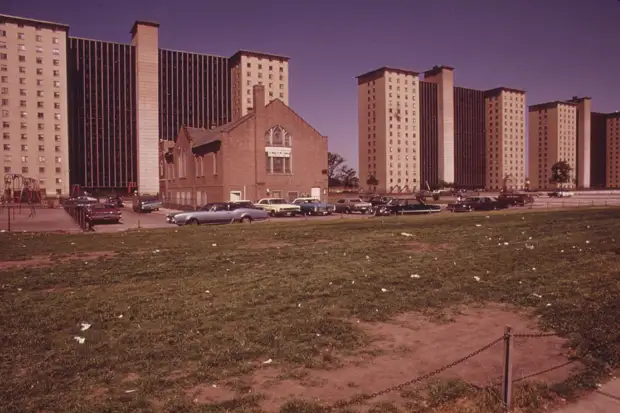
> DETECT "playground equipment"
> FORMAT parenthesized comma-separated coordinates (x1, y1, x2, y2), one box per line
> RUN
(2, 173, 42, 211)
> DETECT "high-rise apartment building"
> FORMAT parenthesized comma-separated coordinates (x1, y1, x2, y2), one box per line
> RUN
(67, 37, 137, 191)
(230, 51, 289, 120)
(419, 80, 438, 188)
(590, 112, 608, 188)
(0, 14, 70, 195)
(528, 101, 578, 190)
(62, 17, 287, 194)
(159, 49, 231, 141)
(607, 112, 620, 187)
(423, 66, 454, 184)
(485, 88, 526, 190)
(454, 86, 485, 188)
(566, 96, 591, 188)
(357, 67, 420, 192)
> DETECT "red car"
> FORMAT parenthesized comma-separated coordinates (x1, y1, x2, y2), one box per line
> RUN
(85, 203, 122, 224)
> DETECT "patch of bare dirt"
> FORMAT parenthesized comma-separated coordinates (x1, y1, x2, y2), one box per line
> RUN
(122, 373, 139, 383)
(246, 242, 292, 250)
(246, 305, 580, 412)
(407, 241, 453, 252)
(85, 386, 108, 401)
(0, 251, 116, 270)
(185, 384, 237, 404)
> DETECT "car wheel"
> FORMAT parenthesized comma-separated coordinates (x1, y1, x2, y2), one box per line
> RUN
(186, 219, 199, 225)
(269, 210, 276, 217)
(240, 216, 252, 224)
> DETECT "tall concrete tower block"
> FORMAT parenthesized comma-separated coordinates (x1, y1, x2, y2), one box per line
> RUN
(131, 21, 160, 195)
(569, 96, 592, 188)
(424, 66, 454, 184)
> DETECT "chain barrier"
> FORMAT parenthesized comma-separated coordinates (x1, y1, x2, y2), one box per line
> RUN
(513, 332, 558, 338)
(512, 360, 576, 383)
(328, 335, 505, 411)
(324, 328, 564, 411)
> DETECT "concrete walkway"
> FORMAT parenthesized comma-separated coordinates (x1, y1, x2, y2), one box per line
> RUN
(555, 379, 620, 413)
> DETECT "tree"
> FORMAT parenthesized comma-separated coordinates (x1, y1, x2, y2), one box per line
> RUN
(340, 166, 358, 188)
(328, 152, 345, 186)
(550, 161, 572, 187)
(327, 152, 359, 187)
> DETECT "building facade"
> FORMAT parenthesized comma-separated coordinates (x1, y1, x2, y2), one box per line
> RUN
(528, 101, 578, 190)
(566, 96, 591, 188)
(607, 113, 620, 188)
(357, 67, 420, 193)
(62, 17, 289, 195)
(162, 85, 327, 204)
(454, 86, 485, 188)
(419, 80, 438, 188)
(67, 37, 137, 192)
(230, 51, 289, 120)
(590, 112, 608, 188)
(484, 88, 526, 190)
(0, 14, 70, 195)
(159, 49, 231, 141)
(423, 66, 454, 184)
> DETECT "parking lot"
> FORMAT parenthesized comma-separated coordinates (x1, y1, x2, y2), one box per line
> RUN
(2, 193, 619, 234)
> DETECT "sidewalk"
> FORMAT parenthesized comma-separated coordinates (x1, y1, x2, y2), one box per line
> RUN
(555, 378, 620, 413)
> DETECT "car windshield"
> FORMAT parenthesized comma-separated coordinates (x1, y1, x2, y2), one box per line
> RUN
(350, 199, 363, 203)
(270, 199, 286, 204)
(200, 203, 215, 211)
(91, 204, 115, 209)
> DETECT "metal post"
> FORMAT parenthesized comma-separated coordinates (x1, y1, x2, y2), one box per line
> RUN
(502, 325, 514, 412)
(7, 205, 11, 232)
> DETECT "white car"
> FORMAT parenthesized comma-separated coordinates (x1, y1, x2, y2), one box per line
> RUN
(254, 198, 301, 217)
(549, 190, 574, 198)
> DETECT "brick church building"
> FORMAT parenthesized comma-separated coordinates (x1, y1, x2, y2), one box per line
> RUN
(160, 85, 328, 206)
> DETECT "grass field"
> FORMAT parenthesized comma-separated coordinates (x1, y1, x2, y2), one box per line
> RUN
(1, 209, 620, 412)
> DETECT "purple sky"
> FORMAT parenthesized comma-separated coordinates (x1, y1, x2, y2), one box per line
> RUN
(5, 0, 620, 171)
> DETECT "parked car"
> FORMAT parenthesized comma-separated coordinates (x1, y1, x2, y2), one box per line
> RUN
(375, 198, 442, 215)
(132, 196, 162, 213)
(169, 202, 269, 225)
(254, 198, 301, 217)
(447, 196, 509, 212)
(548, 190, 574, 198)
(230, 200, 256, 208)
(369, 196, 394, 207)
(292, 198, 334, 215)
(497, 193, 534, 207)
(107, 196, 124, 207)
(85, 203, 122, 224)
(334, 198, 373, 214)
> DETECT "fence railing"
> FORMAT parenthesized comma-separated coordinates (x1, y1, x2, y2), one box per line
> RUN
(324, 326, 567, 412)
(62, 205, 92, 231)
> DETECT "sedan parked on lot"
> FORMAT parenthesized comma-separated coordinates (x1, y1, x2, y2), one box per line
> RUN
(132, 196, 162, 213)
(254, 198, 301, 217)
(375, 198, 442, 216)
(168, 202, 269, 225)
(334, 198, 373, 214)
(497, 193, 534, 207)
(548, 190, 575, 198)
(292, 198, 334, 215)
(85, 203, 122, 224)
(447, 196, 509, 212)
